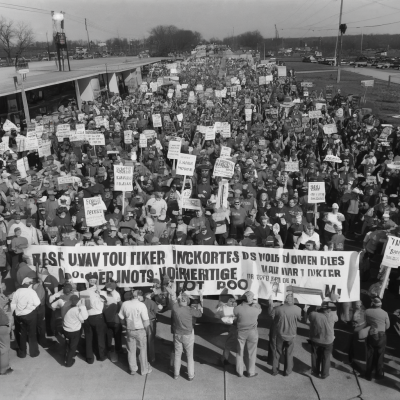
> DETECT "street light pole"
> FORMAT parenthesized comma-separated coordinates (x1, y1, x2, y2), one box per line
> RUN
(336, 0, 344, 83)
(85, 18, 91, 52)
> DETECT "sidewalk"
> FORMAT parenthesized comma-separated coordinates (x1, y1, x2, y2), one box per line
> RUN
(2, 303, 399, 400)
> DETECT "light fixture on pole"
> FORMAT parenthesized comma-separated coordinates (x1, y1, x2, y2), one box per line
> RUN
(51, 11, 70, 72)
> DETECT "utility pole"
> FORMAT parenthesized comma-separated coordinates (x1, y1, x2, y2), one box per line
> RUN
(46, 32, 51, 59)
(264, 41, 265, 60)
(85, 18, 91, 52)
(360, 31, 363, 54)
(336, 0, 344, 83)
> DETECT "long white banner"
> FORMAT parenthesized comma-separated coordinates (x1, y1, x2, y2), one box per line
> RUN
(24, 245, 359, 305)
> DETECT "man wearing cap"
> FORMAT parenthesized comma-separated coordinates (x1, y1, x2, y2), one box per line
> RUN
(11, 277, 41, 358)
(194, 224, 217, 246)
(234, 291, 262, 378)
(323, 204, 345, 245)
(43, 190, 59, 222)
(142, 291, 159, 364)
(364, 297, 390, 380)
(307, 297, 339, 379)
(268, 293, 302, 376)
(230, 199, 247, 241)
(9, 227, 29, 269)
(62, 295, 89, 367)
(80, 274, 107, 364)
(103, 282, 122, 357)
(118, 290, 152, 375)
(166, 287, 203, 381)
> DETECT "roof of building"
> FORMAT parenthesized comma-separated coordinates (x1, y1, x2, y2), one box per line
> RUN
(0, 56, 165, 96)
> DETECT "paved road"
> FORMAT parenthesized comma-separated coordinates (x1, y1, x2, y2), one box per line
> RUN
(2, 298, 399, 400)
(296, 66, 400, 85)
(342, 67, 400, 83)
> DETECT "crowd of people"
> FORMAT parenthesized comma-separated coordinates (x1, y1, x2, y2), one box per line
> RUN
(0, 53, 399, 385)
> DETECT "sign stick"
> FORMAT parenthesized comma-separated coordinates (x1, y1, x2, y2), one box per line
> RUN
(180, 175, 187, 210)
(122, 191, 125, 216)
(379, 265, 391, 299)
(314, 203, 318, 227)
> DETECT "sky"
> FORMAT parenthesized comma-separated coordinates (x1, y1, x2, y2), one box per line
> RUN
(1, 0, 400, 43)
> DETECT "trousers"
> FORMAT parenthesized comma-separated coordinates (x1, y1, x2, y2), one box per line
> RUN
(83, 314, 106, 362)
(272, 335, 294, 375)
(147, 319, 156, 363)
(0, 325, 10, 373)
(105, 321, 122, 352)
(236, 328, 258, 376)
(15, 309, 39, 358)
(366, 333, 386, 379)
(223, 325, 238, 360)
(63, 329, 81, 367)
(126, 328, 150, 375)
(174, 331, 195, 379)
(36, 304, 46, 347)
(310, 341, 333, 378)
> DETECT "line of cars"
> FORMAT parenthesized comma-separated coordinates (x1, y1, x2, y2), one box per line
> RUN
(347, 56, 400, 69)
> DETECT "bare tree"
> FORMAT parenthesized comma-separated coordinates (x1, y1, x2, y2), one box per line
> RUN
(0, 16, 14, 63)
(0, 17, 34, 65)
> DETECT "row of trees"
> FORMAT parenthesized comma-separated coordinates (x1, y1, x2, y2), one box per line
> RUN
(147, 25, 202, 56)
(0, 16, 34, 64)
(1, 15, 400, 61)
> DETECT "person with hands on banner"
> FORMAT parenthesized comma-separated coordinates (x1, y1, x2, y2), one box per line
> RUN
(62, 295, 88, 367)
(268, 292, 302, 376)
(234, 290, 261, 378)
(80, 274, 107, 364)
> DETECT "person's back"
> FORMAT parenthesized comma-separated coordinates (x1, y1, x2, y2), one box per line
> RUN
(273, 303, 302, 340)
(171, 300, 202, 335)
(119, 298, 148, 330)
(309, 309, 338, 344)
(365, 304, 390, 334)
(234, 301, 261, 331)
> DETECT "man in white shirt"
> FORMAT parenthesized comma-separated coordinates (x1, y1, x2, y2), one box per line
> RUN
(80, 274, 107, 364)
(11, 277, 40, 358)
(62, 295, 88, 367)
(324, 203, 345, 244)
(118, 290, 152, 376)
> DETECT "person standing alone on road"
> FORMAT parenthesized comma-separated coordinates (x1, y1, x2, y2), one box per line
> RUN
(268, 293, 302, 376)
(234, 291, 262, 378)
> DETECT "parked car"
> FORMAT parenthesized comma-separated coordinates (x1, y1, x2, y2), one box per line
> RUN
(302, 56, 317, 63)
(354, 56, 368, 67)
(376, 62, 391, 69)
(391, 60, 400, 70)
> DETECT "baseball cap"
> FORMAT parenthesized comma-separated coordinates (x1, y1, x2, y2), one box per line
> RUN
(332, 203, 339, 209)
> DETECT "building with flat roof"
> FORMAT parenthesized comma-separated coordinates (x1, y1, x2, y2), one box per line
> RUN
(0, 56, 164, 124)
